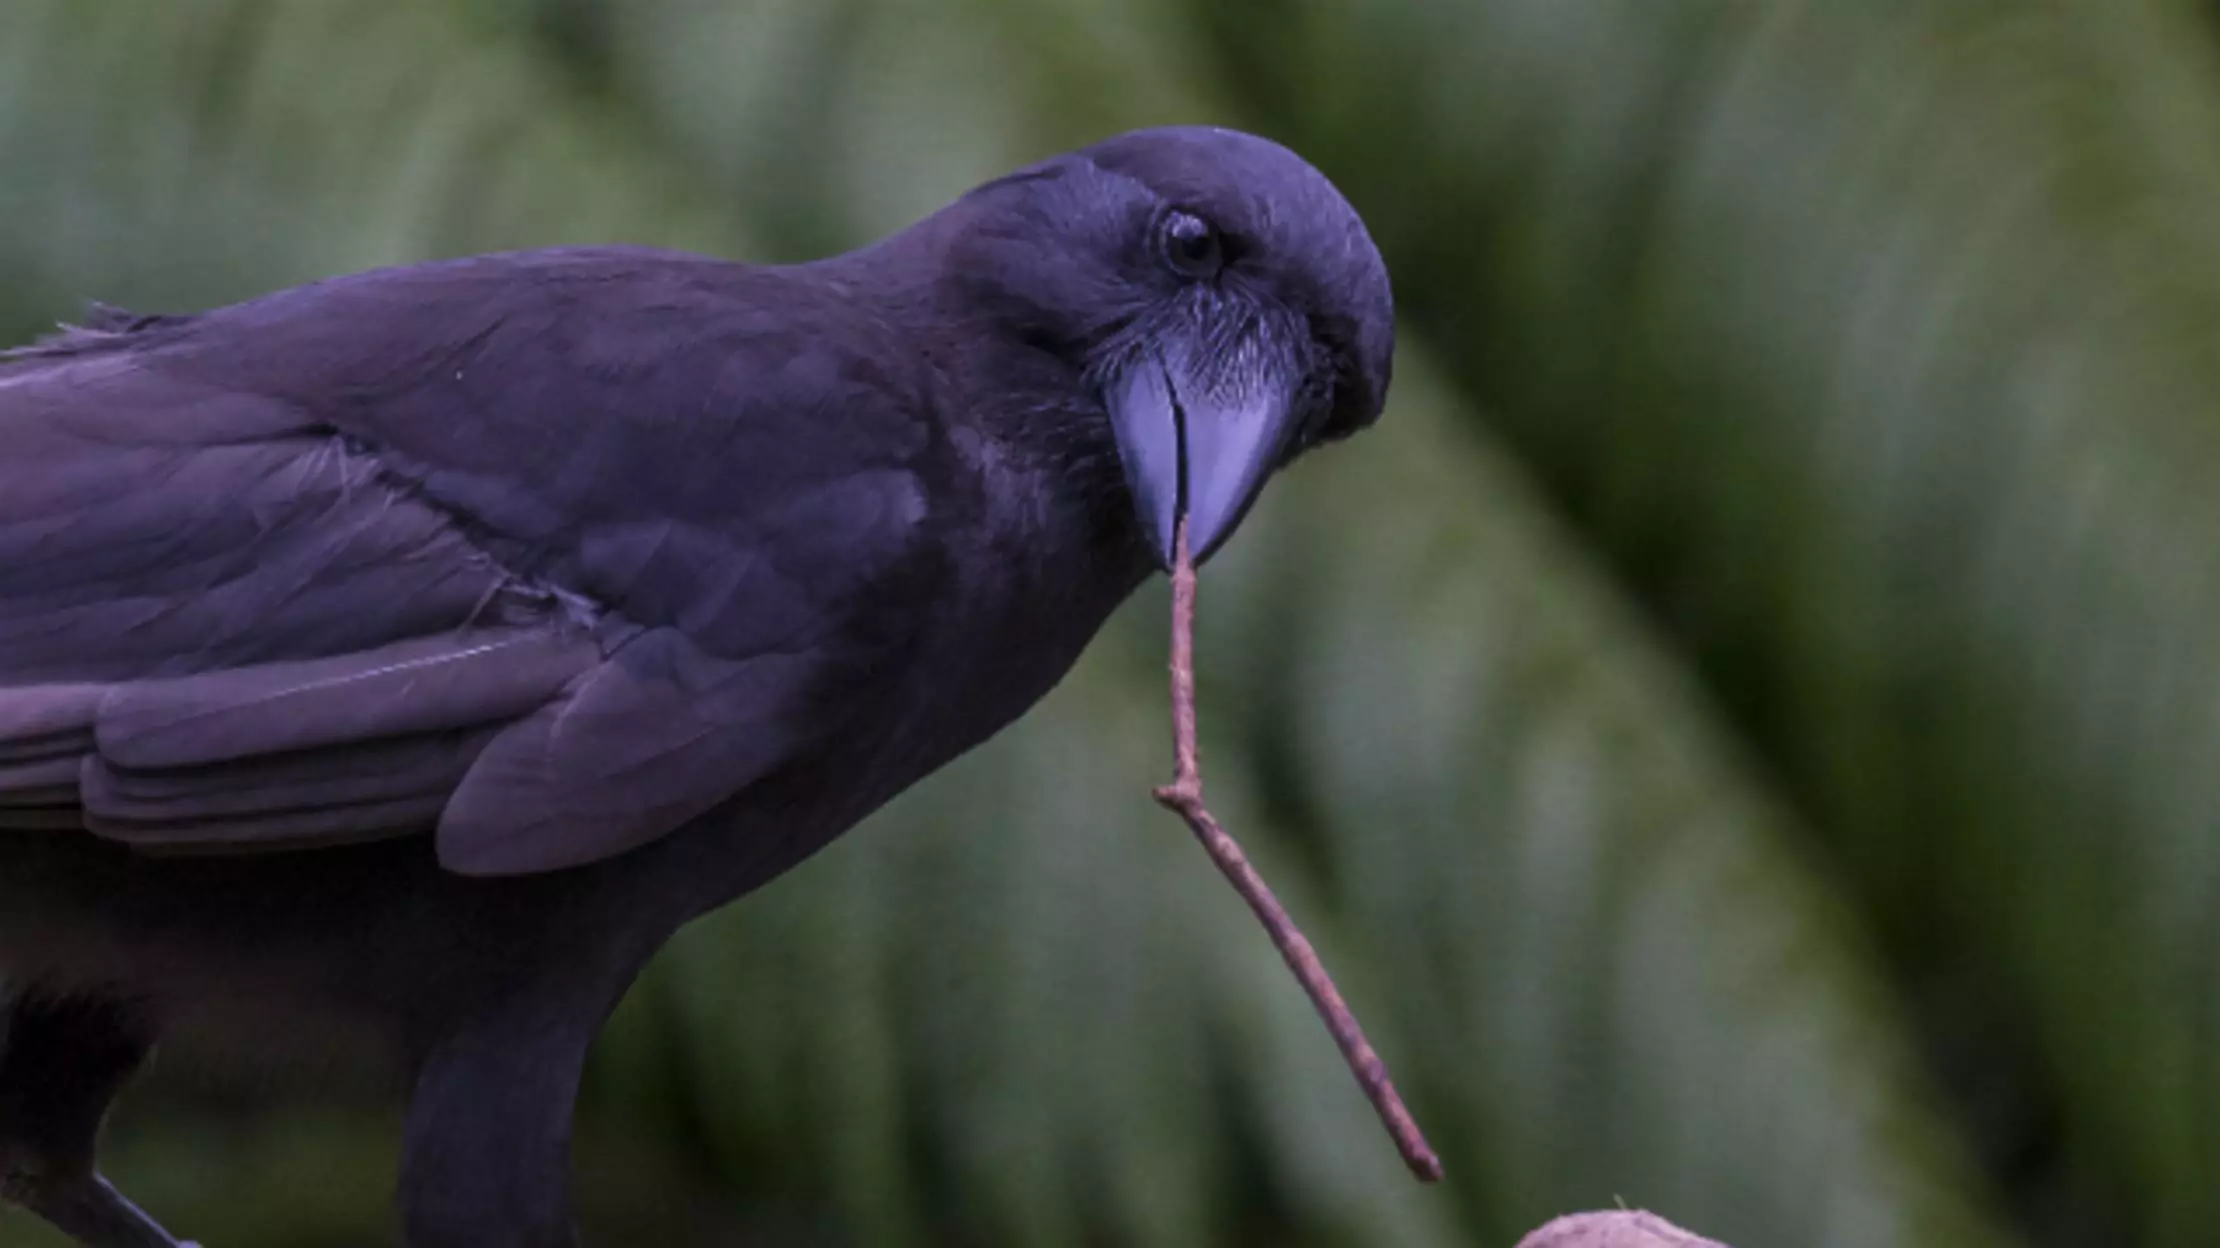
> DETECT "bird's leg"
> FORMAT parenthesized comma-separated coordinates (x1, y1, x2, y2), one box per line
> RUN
(0, 993, 198, 1248)
(397, 997, 599, 1248)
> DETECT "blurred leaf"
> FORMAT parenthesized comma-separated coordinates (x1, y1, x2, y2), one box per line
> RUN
(1201, 0, 2220, 1242)
(0, 0, 740, 326)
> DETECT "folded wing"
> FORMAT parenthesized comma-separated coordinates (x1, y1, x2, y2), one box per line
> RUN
(0, 285, 910, 875)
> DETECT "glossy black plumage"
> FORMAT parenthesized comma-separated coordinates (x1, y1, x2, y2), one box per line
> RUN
(0, 126, 1392, 1248)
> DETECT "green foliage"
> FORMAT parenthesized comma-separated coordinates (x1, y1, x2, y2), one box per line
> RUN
(6, 0, 2218, 1244)
(1198, 2, 2220, 1242)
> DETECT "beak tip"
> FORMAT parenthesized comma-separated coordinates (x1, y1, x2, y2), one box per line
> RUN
(1152, 508, 1207, 573)
(1154, 499, 1189, 572)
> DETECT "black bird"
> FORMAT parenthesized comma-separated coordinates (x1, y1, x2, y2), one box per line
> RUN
(0, 126, 1392, 1248)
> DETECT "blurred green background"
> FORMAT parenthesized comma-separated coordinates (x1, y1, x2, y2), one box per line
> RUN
(7, 0, 2220, 1244)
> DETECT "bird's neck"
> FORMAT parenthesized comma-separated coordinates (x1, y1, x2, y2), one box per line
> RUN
(818, 225, 1154, 582)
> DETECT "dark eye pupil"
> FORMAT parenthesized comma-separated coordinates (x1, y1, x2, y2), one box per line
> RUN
(1164, 214, 1219, 273)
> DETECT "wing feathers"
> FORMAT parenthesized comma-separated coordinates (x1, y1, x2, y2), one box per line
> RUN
(0, 757, 82, 790)
(0, 783, 77, 808)
(0, 260, 934, 872)
(97, 628, 597, 769)
(0, 685, 102, 744)
(438, 630, 816, 876)
(0, 625, 597, 849)
(0, 731, 93, 767)
(85, 728, 493, 824)
(105, 794, 456, 855)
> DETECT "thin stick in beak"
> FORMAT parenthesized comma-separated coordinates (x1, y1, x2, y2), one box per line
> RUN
(1149, 517, 1443, 1184)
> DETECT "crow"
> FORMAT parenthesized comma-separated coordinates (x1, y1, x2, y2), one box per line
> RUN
(0, 125, 1393, 1248)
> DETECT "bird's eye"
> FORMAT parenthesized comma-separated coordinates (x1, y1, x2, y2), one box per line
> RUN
(1158, 211, 1223, 279)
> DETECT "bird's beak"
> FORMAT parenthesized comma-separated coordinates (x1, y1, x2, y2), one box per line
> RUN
(1109, 350, 1301, 570)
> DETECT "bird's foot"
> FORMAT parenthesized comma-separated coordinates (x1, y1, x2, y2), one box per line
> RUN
(1, 1146, 198, 1248)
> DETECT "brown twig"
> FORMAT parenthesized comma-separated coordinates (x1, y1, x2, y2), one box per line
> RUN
(1151, 520, 1443, 1184)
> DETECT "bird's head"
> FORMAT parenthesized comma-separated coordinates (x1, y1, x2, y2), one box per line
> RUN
(936, 126, 1394, 568)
